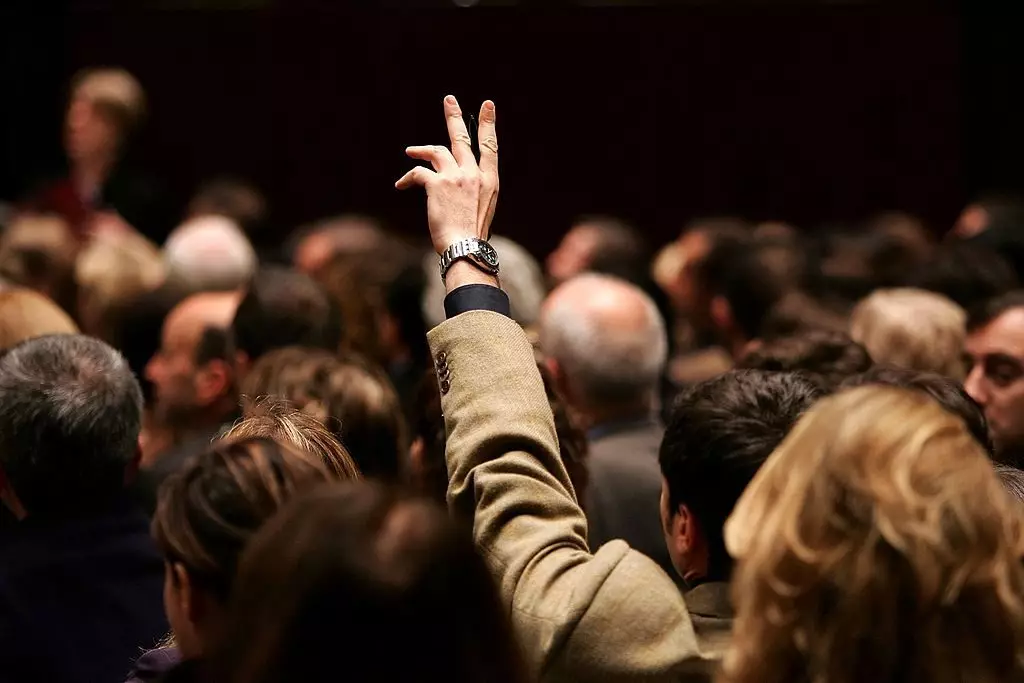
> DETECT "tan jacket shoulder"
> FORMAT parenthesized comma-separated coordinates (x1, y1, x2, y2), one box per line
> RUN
(428, 310, 714, 682)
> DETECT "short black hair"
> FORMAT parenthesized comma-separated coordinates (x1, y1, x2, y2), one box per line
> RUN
(739, 330, 874, 392)
(840, 365, 993, 455)
(967, 290, 1024, 333)
(659, 370, 823, 581)
(0, 335, 143, 517)
(231, 266, 343, 362)
(909, 243, 1018, 313)
(700, 237, 805, 341)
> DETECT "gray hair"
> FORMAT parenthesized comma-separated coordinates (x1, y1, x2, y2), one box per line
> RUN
(164, 215, 257, 293)
(540, 273, 668, 409)
(422, 236, 547, 329)
(0, 335, 143, 516)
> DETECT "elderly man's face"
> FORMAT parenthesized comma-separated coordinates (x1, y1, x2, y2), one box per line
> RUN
(964, 307, 1024, 457)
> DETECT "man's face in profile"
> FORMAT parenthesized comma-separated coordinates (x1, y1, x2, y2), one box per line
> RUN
(964, 307, 1024, 456)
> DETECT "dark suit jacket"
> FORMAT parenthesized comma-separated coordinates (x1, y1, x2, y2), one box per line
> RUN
(0, 498, 168, 683)
(584, 417, 679, 582)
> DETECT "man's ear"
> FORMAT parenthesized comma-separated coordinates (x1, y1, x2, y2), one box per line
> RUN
(0, 465, 28, 521)
(709, 295, 733, 335)
(194, 359, 231, 406)
(545, 357, 572, 402)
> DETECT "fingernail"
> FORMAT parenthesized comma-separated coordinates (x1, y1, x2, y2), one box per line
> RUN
(445, 95, 457, 105)
(483, 100, 495, 112)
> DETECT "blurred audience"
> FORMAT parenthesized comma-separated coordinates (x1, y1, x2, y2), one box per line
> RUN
(546, 215, 649, 288)
(241, 347, 403, 480)
(850, 288, 966, 379)
(723, 386, 1024, 683)
(538, 273, 671, 575)
(0, 335, 165, 683)
(0, 213, 79, 315)
(163, 215, 257, 294)
(187, 177, 271, 254)
(910, 242, 1019, 312)
(289, 214, 387, 276)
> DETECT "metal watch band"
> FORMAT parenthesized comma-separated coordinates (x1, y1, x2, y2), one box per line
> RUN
(439, 237, 500, 282)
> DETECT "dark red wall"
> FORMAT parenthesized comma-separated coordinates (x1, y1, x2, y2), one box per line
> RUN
(17, 8, 964, 250)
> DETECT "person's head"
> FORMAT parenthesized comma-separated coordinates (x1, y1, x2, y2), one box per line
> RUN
(230, 266, 342, 378)
(673, 217, 750, 329)
(75, 229, 166, 340)
(152, 436, 334, 659)
(241, 347, 404, 480)
(701, 237, 805, 356)
(658, 370, 823, 584)
(145, 292, 240, 430)
(996, 464, 1024, 505)
(546, 215, 648, 287)
(910, 242, 1019, 312)
(722, 386, 1024, 683)
(841, 364, 993, 455)
(0, 289, 78, 351)
(738, 330, 873, 392)
(65, 68, 145, 164)
(289, 215, 387, 276)
(211, 483, 528, 683)
(850, 288, 967, 379)
(423, 236, 546, 330)
(223, 398, 361, 481)
(380, 261, 429, 368)
(0, 335, 142, 519)
(539, 274, 667, 422)
(0, 213, 78, 313)
(965, 291, 1024, 462)
(163, 215, 257, 294)
(187, 177, 269, 247)
(953, 194, 1024, 240)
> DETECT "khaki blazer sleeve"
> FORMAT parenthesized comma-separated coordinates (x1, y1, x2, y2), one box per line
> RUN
(428, 310, 708, 682)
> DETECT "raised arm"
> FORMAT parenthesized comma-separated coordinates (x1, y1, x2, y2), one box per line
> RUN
(398, 97, 707, 682)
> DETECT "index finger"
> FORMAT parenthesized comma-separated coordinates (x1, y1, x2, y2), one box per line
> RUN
(443, 95, 476, 168)
(477, 100, 498, 175)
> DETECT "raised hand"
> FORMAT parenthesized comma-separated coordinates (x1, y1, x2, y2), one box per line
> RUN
(396, 96, 498, 257)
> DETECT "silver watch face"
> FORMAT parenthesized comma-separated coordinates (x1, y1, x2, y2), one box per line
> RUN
(477, 240, 499, 267)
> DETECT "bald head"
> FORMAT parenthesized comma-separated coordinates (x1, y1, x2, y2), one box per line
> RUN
(163, 215, 257, 293)
(540, 273, 667, 413)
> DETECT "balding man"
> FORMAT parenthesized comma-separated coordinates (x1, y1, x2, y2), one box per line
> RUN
(136, 291, 241, 513)
(163, 215, 257, 293)
(539, 273, 675, 578)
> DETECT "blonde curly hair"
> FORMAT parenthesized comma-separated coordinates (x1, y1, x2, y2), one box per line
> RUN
(722, 385, 1024, 683)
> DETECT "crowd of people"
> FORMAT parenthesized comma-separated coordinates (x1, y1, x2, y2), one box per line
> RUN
(2, 67, 1024, 682)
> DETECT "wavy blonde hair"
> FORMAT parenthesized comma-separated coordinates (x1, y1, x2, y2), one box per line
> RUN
(722, 386, 1024, 683)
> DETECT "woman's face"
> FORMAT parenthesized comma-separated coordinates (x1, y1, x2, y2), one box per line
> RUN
(64, 97, 119, 163)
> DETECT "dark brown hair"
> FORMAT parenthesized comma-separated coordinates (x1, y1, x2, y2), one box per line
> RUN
(151, 436, 332, 598)
(212, 483, 530, 683)
(739, 330, 874, 392)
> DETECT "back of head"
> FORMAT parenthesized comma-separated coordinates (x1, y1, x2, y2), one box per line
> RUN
(0, 213, 78, 312)
(231, 266, 342, 363)
(850, 288, 967, 379)
(841, 364, 993, 455)
(289, 215, 387, 276)
(738, 330, 873, 392)
(0, 289, 78, 351)
(76, 230, 166, 339)
(0, 335, 142, 517)
(910, 242, 1018, 312)
(152, 436, 333, 600)
(187, 177, 269, 244)
(723, 386, 1024, 683)
(659, 370, 823, 580)
(213, 483, 528, 683)
(701, 236, 805, 343)
(539, 273, 667, 412)
(241, 348, 404, 480)
(164, 215, 257, 294)
(223, 397, 360, 481)
(759, 290, 850, 340)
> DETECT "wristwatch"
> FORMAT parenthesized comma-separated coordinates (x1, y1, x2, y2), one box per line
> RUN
(438, 237, 500, 282)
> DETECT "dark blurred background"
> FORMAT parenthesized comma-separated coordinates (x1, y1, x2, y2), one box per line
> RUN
(1, 1, 1017, 250)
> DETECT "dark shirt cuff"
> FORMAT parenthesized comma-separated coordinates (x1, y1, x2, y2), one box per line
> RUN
(444, 284, 511, 319)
